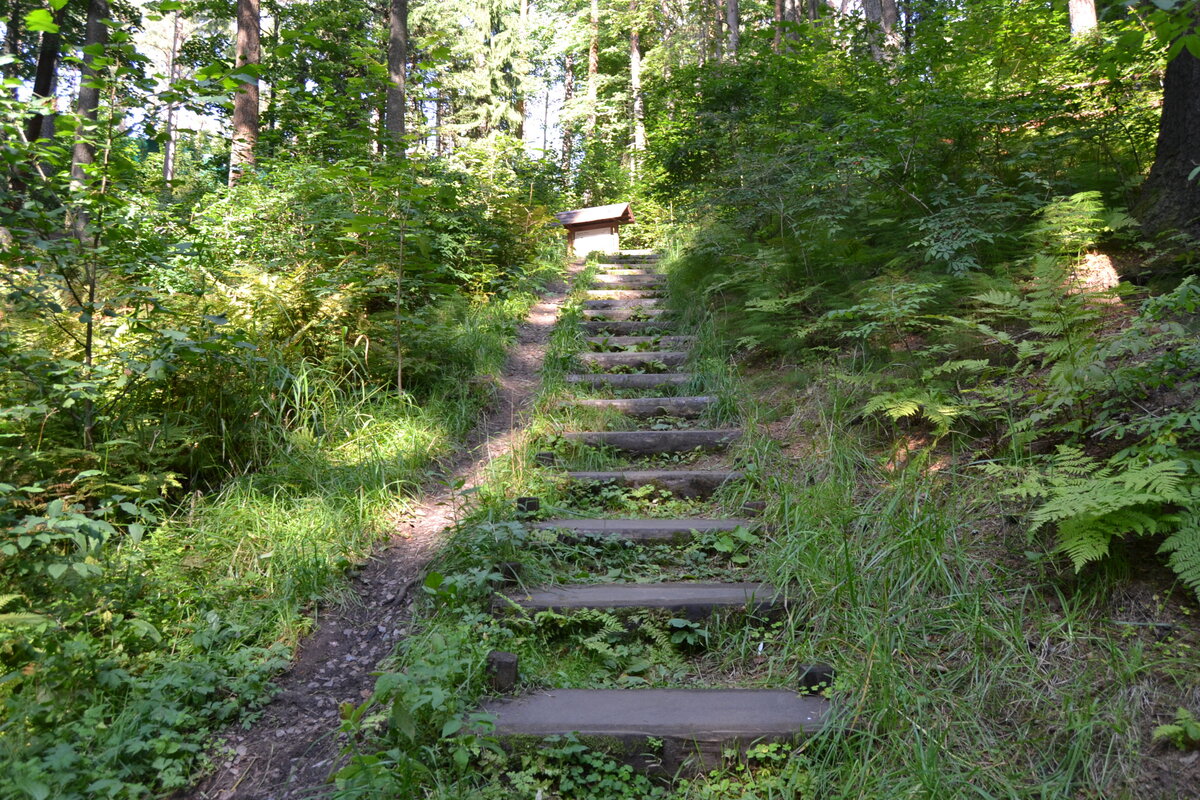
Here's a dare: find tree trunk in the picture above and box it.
[1068,0,1097,36]
[516,0,528,140]
[773,0,783,51]
[587,0,599,136]
[385,0,407,147]
[562,52,574,173]
[25,9,63,143]
[162,11,184,184]
[3,1,20,99]
[229,0,260,186]
[862,0,900,62]
[726,0,739,58]
[1140,16,1200,239]
[630,0,646,179]
[71,0,108,198]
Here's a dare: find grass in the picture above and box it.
[0,273,559,799]
[333,248,1200,799]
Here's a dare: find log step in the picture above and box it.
[565,470,742,498]
[580,320,673,335]
[532,517,754,543]
[582,298,661,309]
[582,308,665,321]
[494,581,781,617]
[601,252,660,263]
[597,268,661,277]
[569,395,715,418]
[592,274,664,286]
[578,351,688,369]
[566,373,692,390]
[483,689,828,777]
[561,429,741,454]
[585,335,694,349]
[583,289,661,300]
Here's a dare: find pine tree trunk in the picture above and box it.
[1140,18,1200,239]
[385,0,407,147]
[229,0,260,186]
[1068,0,1097,36]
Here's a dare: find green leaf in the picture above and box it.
[389,702,417,740]
[127,619,162,642]
[24,8,58,33]
[440,718,462,737]
[46,563,68,580]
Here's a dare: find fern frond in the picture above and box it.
[1159,509,1200,599]
[922,359,990,380]
[974,290,1024,310]
[1056,517,1115,571]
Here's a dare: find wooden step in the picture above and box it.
[582,298,662,309]
[582,308,665,321]
[583,289,661,300]
[562,429,741,454]
[596,268,661,277]
[566,373,692,390]
[483,688,828,776]
[494,581,782,618]
[580,320,673,335]
[578,351,688,369]
[565,470,742,498]
[569,395,715,418]
[601,252,660,263]
[533,517,755,543]
[585,335,694,350]
[592,274,664,286]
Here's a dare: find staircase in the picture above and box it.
[480,252,833,777]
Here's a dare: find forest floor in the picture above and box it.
[183,266,579,800]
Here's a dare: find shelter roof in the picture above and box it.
[554,203,635,228]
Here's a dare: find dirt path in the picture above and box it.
[184,268,576,800]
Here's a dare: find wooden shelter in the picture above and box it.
[555,203,635,255]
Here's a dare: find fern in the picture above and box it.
[1159,506,1200,599]
[1010,447,1192,574]
[862,387,974,437]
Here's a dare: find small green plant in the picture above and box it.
[1152,708,1200,751]
[998,447,1195,581]
[667,617,710,647]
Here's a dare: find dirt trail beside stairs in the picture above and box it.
[185,268,576,800]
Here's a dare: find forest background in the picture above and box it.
[2,0,1200,797]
